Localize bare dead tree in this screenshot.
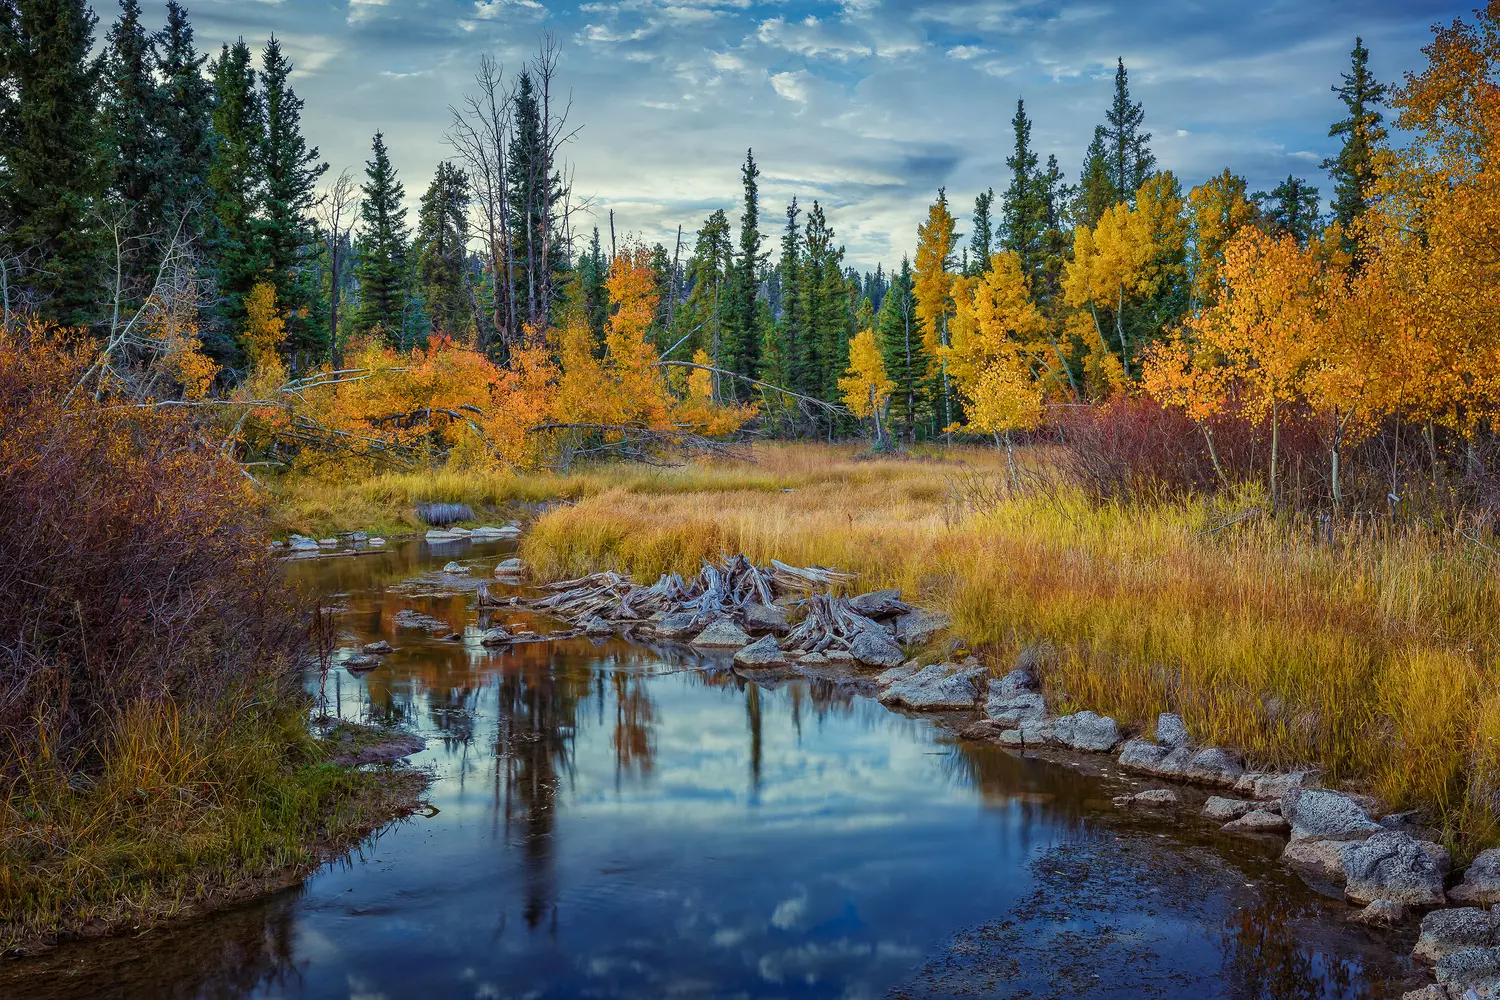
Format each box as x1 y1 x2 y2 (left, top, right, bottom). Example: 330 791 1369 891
448 55 516 353
316 169 360 370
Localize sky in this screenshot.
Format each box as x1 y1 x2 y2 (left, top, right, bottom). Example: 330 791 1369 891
142 0 1465 270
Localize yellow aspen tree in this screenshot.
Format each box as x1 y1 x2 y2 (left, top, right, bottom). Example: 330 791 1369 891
838 327 895 447
1141 335 1233 482
913 190 959 429
1187 169 1257 312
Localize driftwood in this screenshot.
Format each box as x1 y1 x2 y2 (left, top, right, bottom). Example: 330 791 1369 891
782 594 887 653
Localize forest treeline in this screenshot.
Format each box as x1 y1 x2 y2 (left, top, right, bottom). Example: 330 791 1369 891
3 0 1499 512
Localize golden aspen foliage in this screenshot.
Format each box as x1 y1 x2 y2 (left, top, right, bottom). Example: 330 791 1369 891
946 252 1048 424
913 192 958 360
242 282 287 370
838 328 894 420
1187 169 1257 309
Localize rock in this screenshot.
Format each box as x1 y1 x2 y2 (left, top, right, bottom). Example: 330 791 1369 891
344 654 380 672
369 537 386 546
494 558 524 576
581 616 615 636
734 635 788 668
426 529 462 542
873 664 919 687
1399 989 1447 1000
1178 748 1245 786
1282 787 1382 842
998 729 1025 747
893 609 951 645
798 651 829 666
269 540 284 549
1115 788 1180 808
1119 738 1174 772
691 619 753 648
442 561 469 574
1156 712 1190 748
1343 831 1448 907
362 641 394 655
1052 711 1122 752
1222 810 1290 835
849 630 906 668
1282 839 1355 883
480 627 512 646
1415 909 1497 964
877 663 985 711
441 632 463 641
1452 850 1500 907
317 538 339 547
288 535 319 551
472 525 521 539
1352 900 1410 927
654 612 703 640
1234 770 1320 800
741 603 790 635
1116 740 1243 786
825 649 854 663
332 733 426 767
1204 797 1258 822
986 687 1047 726
1437 946 1500 993
849 589 907 618
999 720 1057 746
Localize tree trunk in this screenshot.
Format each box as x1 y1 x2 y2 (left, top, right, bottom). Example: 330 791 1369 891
1331 408 1343 513
1269 396 1280 512
1199 422 1226 485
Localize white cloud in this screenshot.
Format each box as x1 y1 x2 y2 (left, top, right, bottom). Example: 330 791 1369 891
757 16 872 62
769 69 811 103
946 44 988 60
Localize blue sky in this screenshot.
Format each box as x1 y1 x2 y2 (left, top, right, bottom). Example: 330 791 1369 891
149 0 1463 269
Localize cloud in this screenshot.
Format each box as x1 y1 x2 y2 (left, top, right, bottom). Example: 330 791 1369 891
769 69 811 103
946 44 988 60
756 16 873 62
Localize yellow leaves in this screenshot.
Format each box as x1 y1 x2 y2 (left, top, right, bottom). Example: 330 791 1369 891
838 328 894 419
964 355 1043 436
1141 335 1230 425
1065 172 1189 310
1187 170 1256 306
242 283 286 371
687 349 714 401
913 192 958 357
942 252 1046 435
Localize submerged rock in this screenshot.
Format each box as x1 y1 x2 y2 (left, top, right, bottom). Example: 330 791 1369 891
1052 711 1122 752
494 558 524 576
344 654 380 672
1343 831 1448 907
442 561 469 574
1452 849 1500 907
1282 838 1355 883
691 619 752 648
877 663 985 711
480 627 512 646
1282 787 1382 842
734 634 788 669
1115 788 1180 808
850 630 906 668
1414 908 1497 964
362 640 394 655
654 612 703 640
1203 797 1258 822
1352 900 1410 927
1155 712 1190 749
1222 810 1290 835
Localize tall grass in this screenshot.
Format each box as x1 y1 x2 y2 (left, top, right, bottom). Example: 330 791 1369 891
516 444 1500 851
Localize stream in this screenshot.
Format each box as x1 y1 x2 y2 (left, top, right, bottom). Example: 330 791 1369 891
4 536 1425 998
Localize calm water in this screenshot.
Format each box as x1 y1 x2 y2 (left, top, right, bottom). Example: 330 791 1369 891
4 537 1423 999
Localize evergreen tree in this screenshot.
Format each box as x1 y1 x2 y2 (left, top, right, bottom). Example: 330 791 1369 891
355 131 410 342
1036 153 1071 306
1074 127 1115 229
154 2 213 234
415 161 472 342
258 35 327 355
1102 59 1154 202
969 189 995 274
1002 98 1047 283
1323 36 1388 251
675 209 733 385
578 227 607 354
1255 175 1322 246
863 263 888 313
506 69 566 335
0 0 104 326
724 148 767 384
767 198 804 393
876 257 928 440
101 0 165 305
800 201 851 401
206 40 264 343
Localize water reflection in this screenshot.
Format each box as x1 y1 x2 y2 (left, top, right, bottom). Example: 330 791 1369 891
0 538 1418 1000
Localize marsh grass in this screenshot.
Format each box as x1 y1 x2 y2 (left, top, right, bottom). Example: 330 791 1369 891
501 443 1500 851
0 702 425 955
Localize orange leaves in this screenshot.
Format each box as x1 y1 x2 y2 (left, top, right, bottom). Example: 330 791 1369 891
242 283 287 370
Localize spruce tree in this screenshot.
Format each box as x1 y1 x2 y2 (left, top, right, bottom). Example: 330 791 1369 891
724 148 767 384
579 227 607 354
769 198 804 393
1002 98 1048 283
0 0 104 326
1102 59 1154 202
155 2 213 235
1255 175 1322 246
101 0 165 306
1324 36 1387 252
415 161 472 342
259 36 327 355
505 70 565 335
799 201 850 401
1074 127 1115 229
969 189 995 274
207 40 264 343
674 209 732 381
355 131 410 343
876 257 928 441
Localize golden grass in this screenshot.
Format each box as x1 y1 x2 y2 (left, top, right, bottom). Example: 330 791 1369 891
507 443 1500 850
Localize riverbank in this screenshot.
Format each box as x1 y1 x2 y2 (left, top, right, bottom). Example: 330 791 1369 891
465 442 1496 854
0 714 429 957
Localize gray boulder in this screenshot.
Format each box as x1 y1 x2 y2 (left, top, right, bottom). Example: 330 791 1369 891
850 630 906 668
878 664 985 711
344 654 380 672
480 627 513 646
1222 810 1290 835
893 609 951 645
993 668 1037 697
581 616 614 636
1156 712 1190 748
986 688 1047 727
1343 831 1448 907
1052 711 1122 752
494 558 524 576
1234 770 1320 800
691 620 752 648
1119 738 1174 772
1204 797 1258 822
742 603 790 635
362 640 394 655
1437 946 1500 993
1351 900 1410 927
442 561 469 574
655 612 703 640
1452 849 1500 907
874 664 919 687
1116 741 1243 786
1282 787 1382 842
999 720 1056 747
1115 788 1180 808
1178 748 1246 786
1414 908 1497 964
734 635 788 669
288 534 320 551
849 589 907 618
798 651 829 666
1281 838 1355 883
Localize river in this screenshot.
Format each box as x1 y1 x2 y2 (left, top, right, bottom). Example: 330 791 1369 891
3 536 1423 998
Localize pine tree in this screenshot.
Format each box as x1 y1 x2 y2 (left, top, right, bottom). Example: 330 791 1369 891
355 131 410 342
154 2 213 234
1255 175 1322 246
1074 127 1115 230
101 0 165 307
800 202 851 401
579 227 607 354
1035 154 1071 308
969 189 995 274
1102 59 1154 203
1323 37 1387 252
416 161 472 343
0 0 104 326
506 69 566 337
1002 98 1049 284
724 148 767 384
207 40 264 343
876 256 928 440
258 36 326 356
675 209 733 389
768 198 804 393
